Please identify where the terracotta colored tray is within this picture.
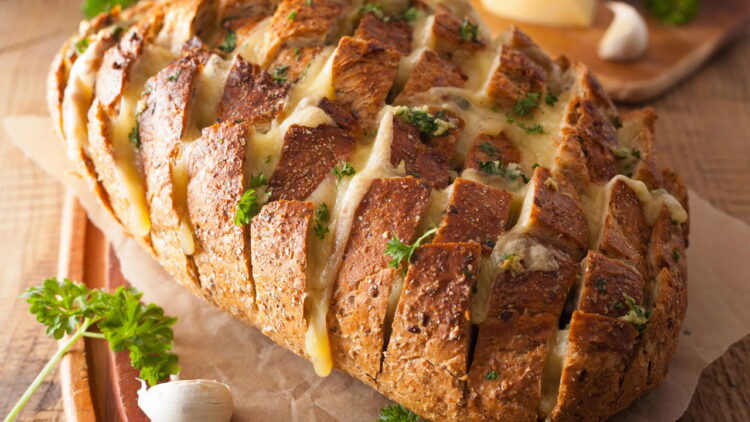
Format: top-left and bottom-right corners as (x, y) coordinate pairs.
(470, 0), (750, 103)
(56, 194), (147, 422)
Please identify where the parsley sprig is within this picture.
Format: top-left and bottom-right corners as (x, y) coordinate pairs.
(313, 203), (331, 239)
(219, 29), (237, 53)
(619, 295), (650, 331)
(360, 3), (387, 21)
(6, 278), (179, 421)
(478, 160), (530, 184)
(385, 228), (437, 275)
(378, 404), (421, 422)
(643, 0), (699, 25)
(459, 18), (479, 42)
(331, 162), (356, 183)
(394, 106), (456, 138)
(82, 0), (139, 19)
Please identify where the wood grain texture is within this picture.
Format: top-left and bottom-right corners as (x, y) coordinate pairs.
(0, 1), (747, 421)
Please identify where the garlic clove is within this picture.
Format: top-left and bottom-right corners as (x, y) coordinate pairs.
(598, 2), (649, 61)
(137, 379), (234, 422)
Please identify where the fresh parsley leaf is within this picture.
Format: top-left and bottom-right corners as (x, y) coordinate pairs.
(288, 9), (298, 20)
(82, 0), (139, 19)
(378, 404), (420, 422)
(672, 248), (681, 262)
(517, 122), (546, 135)
(313, 203), (331, 239)
(619, 295), (650, 331)
(128, 123), (141, 149)
(611, 116), (623, 129)
(219, 29), (237, 53)
(459, 18), (479, 42)
(385, 228), (437, 275)
(531, 162), (540, 169)
(512, 93), (542, 117)
(167, 70), (181, 82)
(249, 173), (268, 188)
(478, 160), (529, 183)
(402, 7), (419, 21)
(485, 370), (498, 380)
(272, 65), (290, 83)
(360, 3), (386, 20)
(234, 189), (263, 225)
(265, 154), (272, 164)
(643, 0), (699, 25)
(478, 142), (499, 156)
(545, 92), (559, 107)
(394, 106), (456, 137)
(331, 162), (356, 183)
(74, 37), (90, 54)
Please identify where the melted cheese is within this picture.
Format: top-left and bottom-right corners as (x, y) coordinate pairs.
(286, 47), (336, 113)
(538, 328), (570, 417)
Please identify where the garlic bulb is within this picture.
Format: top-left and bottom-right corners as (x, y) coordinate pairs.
(598, 2), (649, 61)
(137, 379), (234, 422)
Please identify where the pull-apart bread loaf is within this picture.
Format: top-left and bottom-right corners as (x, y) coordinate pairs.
(49, 0), (689, 420)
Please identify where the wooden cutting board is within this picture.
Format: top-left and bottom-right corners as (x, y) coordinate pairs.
(470, 0), (750, 103)
(56, 194), (147, 422)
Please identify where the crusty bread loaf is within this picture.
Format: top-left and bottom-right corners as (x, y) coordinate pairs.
(48, 0), (690, 420)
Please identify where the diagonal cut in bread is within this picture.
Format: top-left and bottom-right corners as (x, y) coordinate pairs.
(48, 1), (690, 420)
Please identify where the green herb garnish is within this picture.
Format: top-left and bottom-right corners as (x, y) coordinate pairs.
(219, 29), (237, 53)
(478, 142), (499, 156)
(272, 65), (290, 83)
(512, 92), (542, 117)
(6, 278), (179, 421)
(478, 160), (530, 183)
(643, 0), (699, 25)
(167, 70), (181, 82)
(360, 3), (386, 20)
(82, 0), (139, 19)
(545, 92), (559, 107)
(672, 248), (681, 262)
(394, 106), (456, 137)
(74, 37), (90, 54)
(313, 203), (331, 239)
(249, 172), (268, 188)
(619, 295), (650, 331)
(128, 123), (140, 149)
(459, 18), (479, 42)
(234, 189), (264, 225)
(288, 9), (298, 20)
(485, 370), (498, 380)
(386, 228), (437, 275)
(402, 7), (419, 21)
(331, 162), (356, 183)
(378, 404), (420, 422)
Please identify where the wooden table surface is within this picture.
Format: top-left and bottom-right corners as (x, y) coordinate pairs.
(0, 1), (748, 421)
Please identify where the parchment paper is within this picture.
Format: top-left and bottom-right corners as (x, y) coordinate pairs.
(5, 115), (750, 422)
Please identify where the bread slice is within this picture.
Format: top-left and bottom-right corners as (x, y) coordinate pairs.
(50, 1), (691, 420)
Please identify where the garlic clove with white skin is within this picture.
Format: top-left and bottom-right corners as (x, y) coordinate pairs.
(598, 2), (649, 61)
(137, 379), (234, 422)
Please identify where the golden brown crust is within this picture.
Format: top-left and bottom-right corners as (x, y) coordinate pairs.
(434, 178), (512, 255)
(578, 250), (646, 318)
(251, 200), (314, 355)
(95, 26), (147, 110)
(217, 55), (290, 130)
(518, 167), (589, 259)
(396, 50), (467, 104)
(188, 122), (255, 322)
(317, 97), (362, 137)
(331, 36), (400, 129)
(390, 115), (453, 189)
(380, 242), (480, 422)
(138, 54), (201, 292)
(464, 132), (521, 171)
(648, 208), (688, 279)
(431, 5), (485, 55)
(329, 177), (432, 381)
(487, 46), (547, 108)
(597, 179), (650, 278)
(219, 0), (279, 20)
(561, 98), (618, 184)
(268, 44), (324, 83)
(270, 0), (342, 48)
(618, 108), (662, 189)
(268, 124), (355, 201)
(354, 12), (413, 56)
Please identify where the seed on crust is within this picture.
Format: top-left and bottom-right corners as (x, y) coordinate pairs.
(578, 251), (645, 318)
(331, 36), (400, 130)
(434, 178), (513, 255)
(354, 12), (413, 56)
(487, 46), (547, 108)
(329, 177), (432, 381)
(268, 124), (355, 201)
(395, 50), (467, 104)
(517, 167), (589, 260)
(597, 178), (650, 278)
(188, 121), (255, 323)
(251, 200), (314, 356)
(217, 55), (290, 131)
(380, 242), (480, 422)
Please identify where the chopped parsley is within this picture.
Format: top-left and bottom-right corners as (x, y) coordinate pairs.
(288, 9), (298, 20)
(313, 203), (331, 239)
(499, 253), (523, 273)
(74, 37), (90, 54)
(386, 228), (437, 275)
(517, 122), (546, 135)
(478, 142), (499, 156)
(402, 7), (419, 21)
(82, 0), (139, 19)
(611, 116), (623, 129)
(531, 162), (540, 169)
(453, 96), (471, 110)
(459, 18), (479, 42)
(249, 172), (268, 188)
(360, 3), (386, 20)
(613, 147), (642, 160)
(394, 106), (456, 137)
(167, 70), (181, 82)
(265, 154), (272, 164)
(234, 189), (263, 225)
(512, 93), (542, 117)
(672, 248), (681, 262)
(272, 65), (290, 83)
(619, 295), (650, 331)
(484, 370), (498, 380)
(545, 92), (559, 107)
(478, 160), (530, 183)
(378, 404), (420, 422)
(643, 0), (699, 25)
(331, 162), (356, 183)
(218, 29), (237, 53)
(128, 123), (141, 149)
(305, 0), (313, 5)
